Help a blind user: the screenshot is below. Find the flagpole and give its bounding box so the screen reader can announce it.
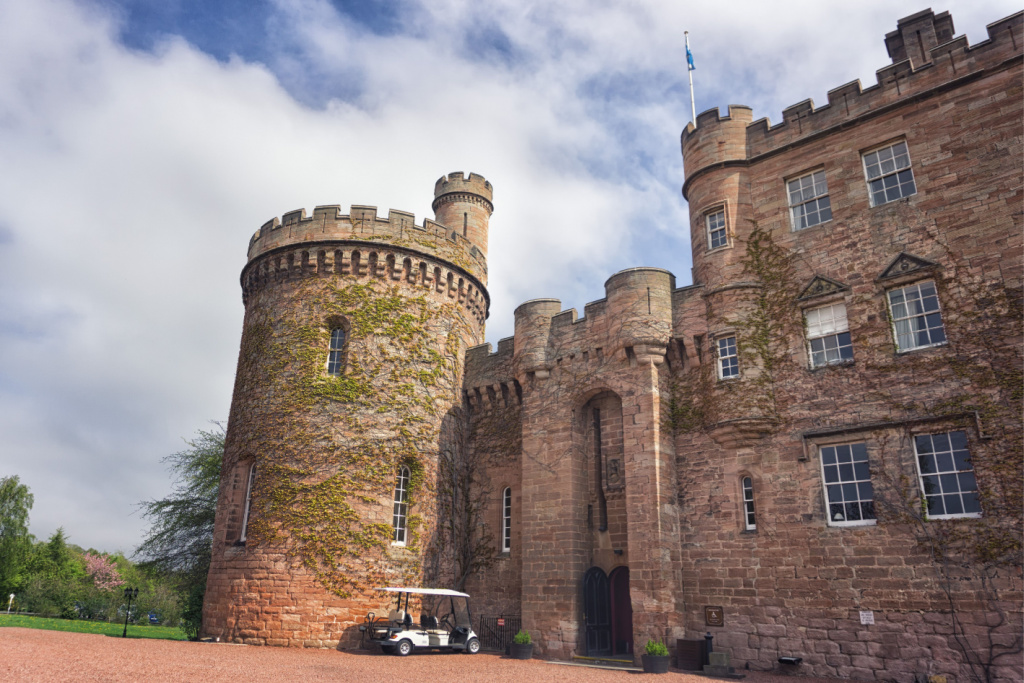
[685,31,696,124]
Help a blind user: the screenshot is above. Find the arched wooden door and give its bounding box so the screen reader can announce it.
[609,566,633,655]
[582,566,611,656]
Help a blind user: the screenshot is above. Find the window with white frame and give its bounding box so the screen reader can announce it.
[392,466,410,545]
[327,327,347,375]
[742,477,756,531]
[863,141,916,206]
[706,209,727,250]
[788,170,832,230]
[717,336,738,379]
[239,463,256,543]
[914,431,981,519]
[501,487,512,552]
[820,443,876,526]
[887,281,946,352]
[805,303,854,368]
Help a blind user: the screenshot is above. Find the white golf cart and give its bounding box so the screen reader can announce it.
[363,587,481,656]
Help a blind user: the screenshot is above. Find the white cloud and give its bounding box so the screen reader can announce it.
[0,0,1017,550]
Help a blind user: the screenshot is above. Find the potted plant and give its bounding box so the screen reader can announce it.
[510,629,533,659]
[642,638,671,674]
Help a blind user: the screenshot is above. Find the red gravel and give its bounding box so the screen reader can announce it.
[1,628,845,683]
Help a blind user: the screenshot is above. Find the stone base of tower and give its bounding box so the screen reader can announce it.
[203,548,383,648]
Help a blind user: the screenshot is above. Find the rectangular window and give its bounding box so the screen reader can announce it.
[717,336,738,379]
[915,431,981,519]
[887,281,946,352]
[805,303,853,368]
[820,443,875,526]
[502,488,512,552]
[742,477,756,531]
[863,141,916,206]
[392,467,410,546]
[239,463,256,543]
[327,328,347,375]
[788,170,832,230]
[707,209,727,250]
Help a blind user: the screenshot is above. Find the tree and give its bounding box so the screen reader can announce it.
[135,425,224,638]
[0,475,34,596]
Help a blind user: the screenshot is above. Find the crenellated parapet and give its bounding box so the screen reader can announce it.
[462,337,520,414]
[681,10,1022,198]
[240,241,489,327]
[502,268,677,382]
[247,203,488,284]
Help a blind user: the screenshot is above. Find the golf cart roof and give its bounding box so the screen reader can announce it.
[375,587,470,598]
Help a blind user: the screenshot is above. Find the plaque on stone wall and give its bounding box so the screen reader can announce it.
[606,458,624,490]
[705,606,724,626]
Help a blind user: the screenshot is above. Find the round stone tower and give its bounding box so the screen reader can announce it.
[431,171,493,271]
[203,173,492,648]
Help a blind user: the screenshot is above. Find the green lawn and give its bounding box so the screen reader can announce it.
[0,614,187,640]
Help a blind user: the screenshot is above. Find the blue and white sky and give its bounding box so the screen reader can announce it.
[0,0,1017,553]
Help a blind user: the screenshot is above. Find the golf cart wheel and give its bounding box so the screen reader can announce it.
[465,637,480,654]
[396,639,413,656]
[381,645,395,654]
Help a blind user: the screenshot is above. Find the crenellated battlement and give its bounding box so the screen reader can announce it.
[681,10,1022,196]
[433,171,493,208]
[247,203,487,283]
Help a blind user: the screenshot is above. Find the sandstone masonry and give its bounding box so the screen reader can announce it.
[205,9,1023,683]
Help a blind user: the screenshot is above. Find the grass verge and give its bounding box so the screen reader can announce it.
[0,614,187,640]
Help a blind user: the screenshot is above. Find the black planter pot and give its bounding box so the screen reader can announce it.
[642,654,671,673]
[509,642,534,660]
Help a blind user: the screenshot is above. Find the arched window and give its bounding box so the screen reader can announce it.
[240,463,257,543]
[392,466,410,546]
[742,476,756,531]
[501,487,512,553]
[327,327,347,375]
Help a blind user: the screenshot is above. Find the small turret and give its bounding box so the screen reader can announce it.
[432,172,493,263]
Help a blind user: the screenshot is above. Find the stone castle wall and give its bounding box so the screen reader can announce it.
[463,9,1022,681]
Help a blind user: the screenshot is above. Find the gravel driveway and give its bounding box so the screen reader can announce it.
[1,627,844,682]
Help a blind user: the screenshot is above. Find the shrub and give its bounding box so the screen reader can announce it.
[512,629,531,645]
[644,638,669,657]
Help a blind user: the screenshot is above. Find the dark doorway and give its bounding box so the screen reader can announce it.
[609,566,633,655]
[582,567,611,656]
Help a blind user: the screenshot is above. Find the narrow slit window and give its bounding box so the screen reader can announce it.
[239,463,256,543]
[327,328,347,375]
[502,487,512,552]
[392,466,410,545]
[742,477,756,530]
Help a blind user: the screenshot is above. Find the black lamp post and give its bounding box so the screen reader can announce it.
[122,587,139,638]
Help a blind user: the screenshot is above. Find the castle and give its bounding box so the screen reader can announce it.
[204,9,1023,681]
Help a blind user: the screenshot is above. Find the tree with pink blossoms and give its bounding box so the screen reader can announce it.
[83,553,124,592]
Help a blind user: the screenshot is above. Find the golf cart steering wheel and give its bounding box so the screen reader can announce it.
[439,613,455,632]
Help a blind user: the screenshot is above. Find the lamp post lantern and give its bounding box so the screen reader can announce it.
[122,587,139,638]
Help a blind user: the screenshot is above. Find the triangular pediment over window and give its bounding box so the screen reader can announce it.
[877,252,939,280]
[798,275,850,301]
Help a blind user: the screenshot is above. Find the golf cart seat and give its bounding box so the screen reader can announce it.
[420,615,439,630]
[388,609,406,626]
